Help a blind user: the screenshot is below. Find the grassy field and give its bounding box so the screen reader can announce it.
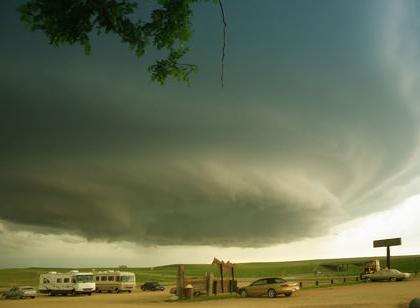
[1,255,419,289]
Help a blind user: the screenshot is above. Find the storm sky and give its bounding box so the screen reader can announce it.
[1,0,420,267]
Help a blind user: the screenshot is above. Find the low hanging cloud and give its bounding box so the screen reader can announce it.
[1,1,420,249]
[0,159,344,247]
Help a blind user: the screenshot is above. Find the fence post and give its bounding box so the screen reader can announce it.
[315,280,319,287]
[299,282,303,289]
[207,272,214,296]
[176,265,185,299]
[331,279,334,285]
[343,277,346,283]
[220,264,224,293]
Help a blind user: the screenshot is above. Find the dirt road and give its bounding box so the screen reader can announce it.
[1,279,419,307]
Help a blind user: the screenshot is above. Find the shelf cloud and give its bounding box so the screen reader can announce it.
[1,0,420,251]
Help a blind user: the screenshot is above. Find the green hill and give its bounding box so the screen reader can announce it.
[1,255,419,288]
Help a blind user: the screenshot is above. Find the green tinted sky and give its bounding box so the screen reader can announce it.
[1,0,420,266]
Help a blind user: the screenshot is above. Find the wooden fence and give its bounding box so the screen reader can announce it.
[297,275,360,288]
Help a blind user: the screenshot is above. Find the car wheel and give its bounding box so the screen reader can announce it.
[115,288,119,294]
[390,277,397,282]
[128,290,132,293]
[365,277,371,282]
[31,296,35,299]
[285,292,292,297]
[267,288,276,298]
[240,289,247,298]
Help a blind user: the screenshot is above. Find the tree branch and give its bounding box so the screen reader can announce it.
[218,0,227,88]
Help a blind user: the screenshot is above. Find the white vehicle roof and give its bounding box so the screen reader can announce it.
[41,271,93,275]
[94,271,135,275]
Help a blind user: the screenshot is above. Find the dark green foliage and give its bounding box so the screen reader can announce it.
[18,0,200,84]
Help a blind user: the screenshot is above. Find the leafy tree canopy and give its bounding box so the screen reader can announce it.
[18,0,212,84]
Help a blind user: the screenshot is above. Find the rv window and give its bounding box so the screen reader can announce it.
[96,276,99,281]
[76,275,93,283]
[116,276,120,281]
[64,278,70,283]
[57,278,62,283]
[72,279,76,283]
[108,276,114,281]
[43,278,50,283]
[121,275,135,282]
[101,276,107,281]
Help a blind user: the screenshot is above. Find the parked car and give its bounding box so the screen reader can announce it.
[363,268,411,282]
[237,277,300,298]
[140,282,165,291]
[1,286,36,299]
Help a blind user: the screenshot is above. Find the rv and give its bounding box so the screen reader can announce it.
[39,270,95,296]
[94,270,136,293]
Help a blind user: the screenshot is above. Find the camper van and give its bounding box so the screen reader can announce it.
[94,270,136,293]
[39,270,95,296]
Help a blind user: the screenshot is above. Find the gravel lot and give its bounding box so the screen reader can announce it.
[1,279,419,308]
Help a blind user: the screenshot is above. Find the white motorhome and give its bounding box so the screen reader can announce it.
[39,270,95,296]
[94,270,136,293]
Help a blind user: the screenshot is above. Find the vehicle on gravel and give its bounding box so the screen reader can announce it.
[94,270,136,293]
[237,277,300,298]
[140,282,165,291]
[1,286,36,299]
[39,270,95,296]
[362,268,411,282]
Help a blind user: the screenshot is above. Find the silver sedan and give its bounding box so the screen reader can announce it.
[363,269,411,282]
[1,286,37,299]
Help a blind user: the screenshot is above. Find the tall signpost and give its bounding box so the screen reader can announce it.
[212,258,235,293]
[373,237,401,269]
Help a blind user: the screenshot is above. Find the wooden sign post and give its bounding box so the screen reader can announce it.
[176,265,185,299]
[212,258,235,294]
[373,237,401,269]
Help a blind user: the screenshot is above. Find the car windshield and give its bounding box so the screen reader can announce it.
[121,275,135,282]
[21,287,34,290]
[76,275,93,283]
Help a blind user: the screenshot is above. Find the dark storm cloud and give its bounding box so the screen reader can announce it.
[0,159,343,247]
[0,83,351,247]
[1,0,420,248]
[0,82,417,247]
